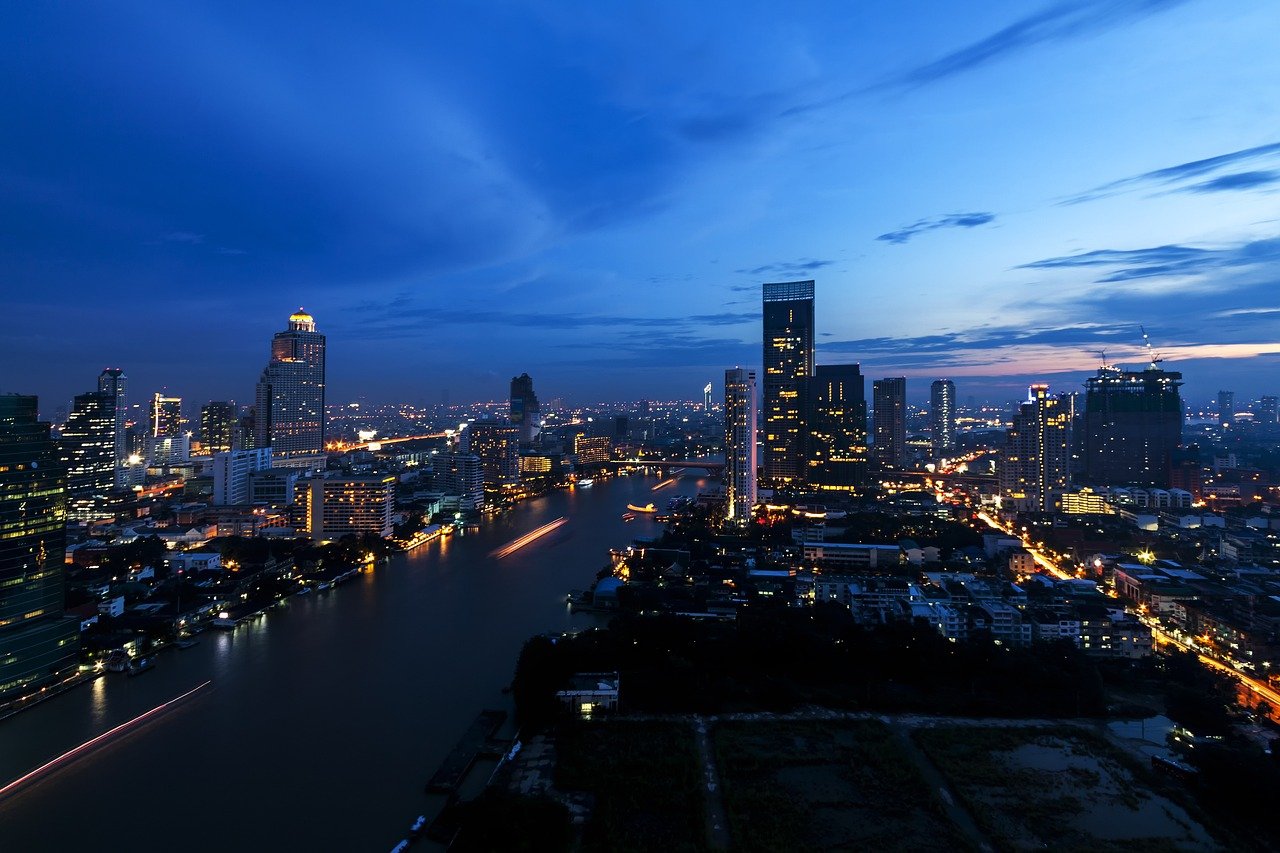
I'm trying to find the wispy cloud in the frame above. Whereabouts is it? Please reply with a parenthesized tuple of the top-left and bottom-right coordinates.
(1064, 141, 1280, 203)
(1018, 237, 1280, 282)
(734, 258, 833, 276)
(877, 212, 995, 245)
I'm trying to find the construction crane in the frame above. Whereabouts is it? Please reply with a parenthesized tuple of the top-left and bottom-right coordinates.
(1140, 325, 1163, 368)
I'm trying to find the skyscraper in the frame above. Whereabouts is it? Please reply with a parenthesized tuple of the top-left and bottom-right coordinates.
(872, 378, 907, 468)
(1218, 390, 1235, 428)
(762, 280, 814, 485)
(60, 390, 116, 520)
(255, 309, 326, 458)
(703, 381, 713, 411)
(0, 395, 79, 700)
(807, 364, 869, 490)
(150, 393, 183, 437)
(464, 420, 521, 488)
(999, 385, 1072, 512)
(929, 379, 956, 459)
(97, 368, 127, 487)
(200, 401, 237, 453)
(1083, 364, 1182, 487)
(724, 368, 758, 522)
(1259, 396, 1279, 425)
(509, 373, 542, 447)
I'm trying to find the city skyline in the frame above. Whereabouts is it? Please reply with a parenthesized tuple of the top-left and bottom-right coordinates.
(4, 3, 1280, 408)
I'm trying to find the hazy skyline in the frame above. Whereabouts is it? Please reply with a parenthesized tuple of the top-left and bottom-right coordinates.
(4, 1, 1280, 409)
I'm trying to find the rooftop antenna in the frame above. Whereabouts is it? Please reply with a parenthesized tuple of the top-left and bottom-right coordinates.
(1099, 348, 1108, 368)
(1140, 325, 1163, 368)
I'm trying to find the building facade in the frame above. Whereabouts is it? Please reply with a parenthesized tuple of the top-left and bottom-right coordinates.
(762, 280, 814, 485)
(150, 393, 183, 437)
(724, 367, 758, 521)
(97, 368, 127, 487)
(212, 447, 273, 505)
(1082, 365, 1182, 487)
(200, 401, 236, 453)
(306, 475, 396, 540)
(929, 379, 956, 459)
(255, 309, 326, 458)
(872, 378, 907, 469)
(510, 373, 542, 447)
(0, 396, 79, 700)
(60, 390, 116, 521)
(464, 421, 521, 488)
(807, 364, 868, 490)
(999, 384, 1072, 512)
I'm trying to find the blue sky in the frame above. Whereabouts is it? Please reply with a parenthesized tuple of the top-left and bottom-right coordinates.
(4, 0, 1280, 410)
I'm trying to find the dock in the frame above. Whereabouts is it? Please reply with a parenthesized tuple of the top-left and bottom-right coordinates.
(425, 710, 508, 794)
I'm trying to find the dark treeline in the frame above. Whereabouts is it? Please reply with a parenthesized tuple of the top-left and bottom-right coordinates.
(513, 601, 1107, 729)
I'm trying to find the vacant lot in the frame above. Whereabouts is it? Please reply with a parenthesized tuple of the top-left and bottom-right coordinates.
(915, 725, 1218, 851)
(556, 720, 706, 853)
(714, 719, 969, 852)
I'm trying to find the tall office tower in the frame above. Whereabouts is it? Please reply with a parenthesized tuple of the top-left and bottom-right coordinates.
(1259, 396, 1279, 425)
(97, 368, 127, 486)
(464, 420, 521, 488)
(929, 379, 956, 459)
(762, 280, 815, 485)
(149, 393, 183, 437)
(872, 378, 907, 468)
(1218, 390, 1235, 428)
(703, 382, 713, 411)
(999, 384, 1072, 511)
(200, 401, 236, 453)
(1083, 364, 1182, 488)
(0, 395, 79, 700)
(509, 373, 542, 447)
(60, 391, 117, 520)
(807, 364, 869, 490)
(212, 447, 273, 505)
(255, 309, 326, 458)
(724, 368, 758, 521)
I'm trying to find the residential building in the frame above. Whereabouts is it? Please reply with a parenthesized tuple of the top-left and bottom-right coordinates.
(200, 401, 236, 453)
(573, 434, 611, 466)
(724, 367, 757, 522)
(435, 452, 485, 511)
(1218, 390, 1235, 428)
(305, 475, 396, 540)
(929, 379, 956, 459)
(150, 393, 183, 437)
(999, 384, 1072, 512)
(60, 390, 116, 521)
(464, 420, 521, 488)
(872, 378, 907, 468)
(807, 364, 868, 490)
(762, 280, 814, 484)
(212, 448, 273, 506)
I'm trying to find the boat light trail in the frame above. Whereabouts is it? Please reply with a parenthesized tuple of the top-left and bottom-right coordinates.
(651, 478, 678, 491)
(0, 680, 212, 800)
(490, 517, 568, 559)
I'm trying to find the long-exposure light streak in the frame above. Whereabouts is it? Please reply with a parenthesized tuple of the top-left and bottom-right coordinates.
(490, 517, 568, 559)
(0, 679, 212, 800)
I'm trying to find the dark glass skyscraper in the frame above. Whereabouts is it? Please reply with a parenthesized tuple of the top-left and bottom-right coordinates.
(1083, 365, 1182, 487)
(255, 309, 326, 458)
(762, 280, 815, 485)
(807, 364, 868, 490)
(97, 367, 127, 486)
(200, 401, 236, 453)
(0, 395, 79, 700)
(150, 393, 183, 437)
(509, 373, 542, 447)
(872, 378, 907, 468)
(60, 390, 116, 521)
(1217, 390, 1235, 428)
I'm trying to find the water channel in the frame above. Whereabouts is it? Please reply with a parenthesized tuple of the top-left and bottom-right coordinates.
(0, 472, 708, 851)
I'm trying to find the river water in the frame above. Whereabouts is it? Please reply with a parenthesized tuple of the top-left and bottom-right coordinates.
(0, 473, 708, 851)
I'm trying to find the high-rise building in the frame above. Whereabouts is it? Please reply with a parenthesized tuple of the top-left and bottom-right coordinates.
(762, 280, 815, 485)
(435, 452, 485, 511)
(1082, 365, 1182, 488)
(60, 391, 117, 520)
(703, 382, 713, 411)
(929, 379, 956, 459)
(807, 364, 868, 490)
(200, 401, 236, 453)
(999, 384, 1072, 512)
(1217, 390, 1235, 428)
(97, 368, 127, 487)
(464, 420, 521, 488)
(724, 367, 758, 521)
(305, 475, 396, 540)
(255, 309, 326, 458)
(573, 434, 611, 466)
(150, 393, 183, 438)
(0, 395, 79, 700)
(1259, 396, 1279, 425)
(212, 448, 273, 505)
(509, 373, 542, 447)
(872, 378, 907, 468)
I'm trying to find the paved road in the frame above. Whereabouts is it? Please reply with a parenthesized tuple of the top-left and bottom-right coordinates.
(888, 722, 994, 853)
(691, 716, 732, 851)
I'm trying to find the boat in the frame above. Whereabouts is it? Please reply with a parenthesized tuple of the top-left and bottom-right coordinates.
(317, 581, 332, 592)
(622, 512, 636, 521)
(297, 586, 313, 595)
(577, 477, 594, 487)
(626, 503, 657, 513)
(105, 650, 129, 673)
(212, 617, 237, 629)
(390, 841, 411, 853)
(176, 638, 199, 650)
(127, 656, 155, 676)
(408, 815, 427, 839)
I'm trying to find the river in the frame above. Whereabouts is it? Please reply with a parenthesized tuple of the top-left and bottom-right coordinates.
(0, 472, 709, 851)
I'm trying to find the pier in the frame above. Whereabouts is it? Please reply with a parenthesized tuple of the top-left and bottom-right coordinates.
(424, 710, 508, 794)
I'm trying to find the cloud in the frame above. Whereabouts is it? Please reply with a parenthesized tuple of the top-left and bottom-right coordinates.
(1018, 237, 1280, 282)
(734, 258, 833, 276)
(1064, 141, 1280, 203)
(876, 212, 995, 245)
(161, 231, 204, 244)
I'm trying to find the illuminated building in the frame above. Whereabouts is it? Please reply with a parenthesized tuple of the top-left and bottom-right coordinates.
(509, 373, 542, 447)
(1082, 364, 1182, 488)
(305, 474, 396, 540)
(200, 401, 236, 453)
(145, 434, 191, 468)
(212, 447, 273, 505)
(254, 309, 326, 458)
(762, 280, 814, 484)
(999, 384, 1071, 512)
(150, 393, 183, 437)
(435, 452, 485, 511)
(0, 395, 79, 700)
(724, 367, 757, 521)
(703, 381, 713, 411)
(1217, 390, 1234, 428)
(248, 467, 300, 507)
(573, 434, 611, 466)
(97, 368, 127, 486)
(929, 379, 955, 459)
(872, 378, 907, 468)
(60, 390, 116, 521)
(1058, 487, 1113, 515)
(1258, 396, 1278, 425)
(463, 420, 521, 488)
(807, 364, 868, 490)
